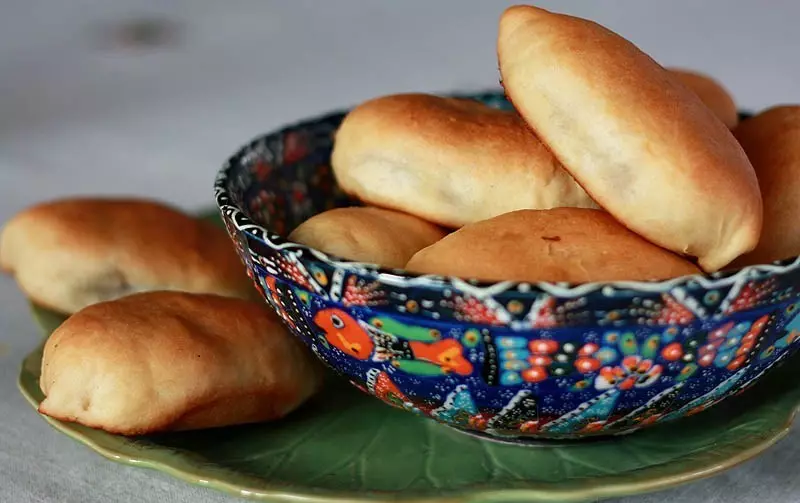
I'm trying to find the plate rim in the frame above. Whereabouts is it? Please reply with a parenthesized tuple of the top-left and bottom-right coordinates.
(17, 303, 800, 503)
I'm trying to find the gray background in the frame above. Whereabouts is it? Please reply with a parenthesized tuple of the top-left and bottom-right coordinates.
(1, 1, 798, 502)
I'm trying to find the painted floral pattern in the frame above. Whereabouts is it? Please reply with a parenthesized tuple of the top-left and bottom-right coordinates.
(596, 356, 662, 390)
(215, 90, 800, 439)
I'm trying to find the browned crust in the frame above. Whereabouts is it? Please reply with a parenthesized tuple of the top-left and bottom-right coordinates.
(288, 206, 447, 268)
(668, 68, 739, 129)
(731, 106, 800, 266)
(330, 92, 597, 228)
(38, 291, 323, 435)
(497, 5, 762, 272)
(0, 197, 256, 312)
(405, 208, 702, 284)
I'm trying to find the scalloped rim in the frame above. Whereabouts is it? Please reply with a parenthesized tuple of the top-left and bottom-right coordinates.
(213, 92, 798, 299)
(17, 336, 798, 503)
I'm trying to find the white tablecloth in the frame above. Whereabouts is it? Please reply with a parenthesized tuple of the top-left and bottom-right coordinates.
(2, 2, 799, 502)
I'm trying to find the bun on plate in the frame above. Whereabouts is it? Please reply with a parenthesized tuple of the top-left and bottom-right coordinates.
(0, 198, 255, 314)
(38, 291, 323, 435)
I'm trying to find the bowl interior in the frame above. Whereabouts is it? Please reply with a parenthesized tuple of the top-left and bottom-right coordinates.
(223, 90, 518, 239)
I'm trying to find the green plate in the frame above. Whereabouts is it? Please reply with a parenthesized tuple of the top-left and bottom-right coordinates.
(16, 211, 800, 503)
(19, 300, 800, 503)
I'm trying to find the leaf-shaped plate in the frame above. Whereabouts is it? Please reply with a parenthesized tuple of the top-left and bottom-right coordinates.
(16, 210, 800, 502)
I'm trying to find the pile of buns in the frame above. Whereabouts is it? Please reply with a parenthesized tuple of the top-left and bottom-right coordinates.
(1, 198, 323, 435)
(294, 5, 800, 284)
(3, 4, 800, 437)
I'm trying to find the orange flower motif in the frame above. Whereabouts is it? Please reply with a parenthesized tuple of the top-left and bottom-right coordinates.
(596, 355, 662, 390)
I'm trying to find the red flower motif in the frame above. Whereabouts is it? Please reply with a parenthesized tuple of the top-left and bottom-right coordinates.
(274, 254, 312, 290)
(655, 293, 695, 325)
(283, 132, 309, 164)
(454, 296, 504, 325)
(469, 413, 492, 430)
(596, 356, 662, 390)
(252, 161, 273, 181)
(342, 276, 386, 307)
(574, 343, 602, 373)
(697, 316, 766, 370)
(725, 278, 778, 314)
(522, 339, 559, 383)
(528, 297, 559, 329)
(661, 342, 684, 361)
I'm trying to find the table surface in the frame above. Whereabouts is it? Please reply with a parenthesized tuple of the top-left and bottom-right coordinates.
(2, 2, 799, 502)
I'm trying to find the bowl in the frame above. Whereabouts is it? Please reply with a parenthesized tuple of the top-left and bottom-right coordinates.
(214, 90, 800, 441)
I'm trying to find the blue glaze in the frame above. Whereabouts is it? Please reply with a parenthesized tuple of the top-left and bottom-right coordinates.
(214, 90, 800, 440)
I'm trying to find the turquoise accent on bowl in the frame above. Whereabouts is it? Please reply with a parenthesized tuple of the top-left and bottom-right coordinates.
(214, 90, 800, 440)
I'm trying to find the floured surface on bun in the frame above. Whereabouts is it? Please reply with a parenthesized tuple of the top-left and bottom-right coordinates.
(0, 198, 256, 314)
(732, 106, 800, 266)
(38, 292, 323, 435)
(405, 208, 701, 284)
(669, 68, 739, 129)
(288, 206, 447, 268)
(498, 5, 762, 272)
(331, 93, 597, 229)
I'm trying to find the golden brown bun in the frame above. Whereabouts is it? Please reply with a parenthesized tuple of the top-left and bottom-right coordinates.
(669, 68, 739, 129)
(405, 208, 702, 283)
(497, 5, 762, 272)
(38, 292, 323, 435)
(288, 206, 447, 268)
(331, 93, 597, 228)
(0, 198, 255, 314)
(732, 106, 800, 266)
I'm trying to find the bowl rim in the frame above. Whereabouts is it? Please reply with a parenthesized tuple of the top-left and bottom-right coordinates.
(213, 90, 800, 299)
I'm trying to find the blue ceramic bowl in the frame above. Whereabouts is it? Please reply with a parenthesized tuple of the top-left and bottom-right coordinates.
(214, 91, 800, 440)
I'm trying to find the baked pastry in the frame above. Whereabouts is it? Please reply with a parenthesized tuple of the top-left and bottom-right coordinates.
(497, 5, 762, 272)
(38, 291, 323, 435)
(0, 197, 255, 314)
(288, 206, 447, 268)
(732, 106, 800, 266)
(405, 208, 702, 283)
(331, 93, 597, 228)
(668, 68, 739, 129)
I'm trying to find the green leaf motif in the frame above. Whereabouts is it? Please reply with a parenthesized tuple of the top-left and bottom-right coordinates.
(619, 332, 639, 356)
(642, 334, 660, 360)
(368, 316, 439, 342)
(390, 360, 445, 376)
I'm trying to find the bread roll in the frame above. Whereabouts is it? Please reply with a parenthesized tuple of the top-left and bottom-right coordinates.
(38, 292, 323, 435)
(669, 68, 739, 129)
(0, 198, 255, 314)
(288, 206, 447, 268)
(497, 5, 762, 272)
(405, 208, 701, 283)
(331, 93, 597, 228)
(732, 106, 800, 266)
